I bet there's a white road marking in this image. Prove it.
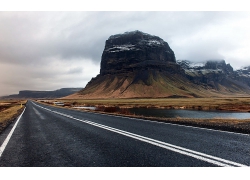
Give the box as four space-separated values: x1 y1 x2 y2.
33 107 45 119
82 110 250 136
33 102 248 167
49 104 250 136
0 108 26 158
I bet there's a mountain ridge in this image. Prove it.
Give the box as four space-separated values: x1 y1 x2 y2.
65 31 250 99
1 88 82 99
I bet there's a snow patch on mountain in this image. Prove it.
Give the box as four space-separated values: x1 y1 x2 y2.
105 44 138 53
177 60 205 70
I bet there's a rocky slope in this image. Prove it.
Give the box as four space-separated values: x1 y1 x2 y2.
177 60 250 93
1 88 82 99
66 31 250 99
234 66 250 87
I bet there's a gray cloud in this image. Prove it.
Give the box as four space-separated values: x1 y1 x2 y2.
67 67 83 74
1 11 250 96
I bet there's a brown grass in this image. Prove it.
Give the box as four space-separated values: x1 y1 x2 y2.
0 100 26 133
37 98 250 134
58 97 250 112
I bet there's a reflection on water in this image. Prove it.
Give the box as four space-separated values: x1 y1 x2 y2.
73 106 96 110
129 108 250 119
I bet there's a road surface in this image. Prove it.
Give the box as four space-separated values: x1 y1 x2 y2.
0 100 249 167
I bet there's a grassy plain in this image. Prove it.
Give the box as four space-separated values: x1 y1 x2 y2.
59 97 250 112
47 97 250 134
0 100 26 133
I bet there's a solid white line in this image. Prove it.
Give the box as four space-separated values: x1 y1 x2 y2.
0 107 26 158
88 111 247 136
38 102 244 136
33 102 247 167
70 117 247 167
73 107 250 136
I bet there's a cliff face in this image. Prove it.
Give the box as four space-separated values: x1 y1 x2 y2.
100 30 177 75
67 31 250 99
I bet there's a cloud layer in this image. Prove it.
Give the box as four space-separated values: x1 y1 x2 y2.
1 11 250 96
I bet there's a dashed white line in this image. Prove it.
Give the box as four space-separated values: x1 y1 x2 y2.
33 102 248 167
33 107 45 119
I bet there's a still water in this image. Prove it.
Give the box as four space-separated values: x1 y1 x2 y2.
129 108 250 119
73 106 96 110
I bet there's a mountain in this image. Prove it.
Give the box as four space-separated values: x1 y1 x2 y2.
1 88 82 99
234 66 250 87
66 31 250 99
177 60 250 93
100 30 177 75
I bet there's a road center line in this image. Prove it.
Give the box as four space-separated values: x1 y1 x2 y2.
33 107 45 119
0 107 26 158
33 102 248 167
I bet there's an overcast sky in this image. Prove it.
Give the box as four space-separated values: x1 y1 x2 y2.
1 10 250 96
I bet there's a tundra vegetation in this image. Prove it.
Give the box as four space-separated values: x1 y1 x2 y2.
39 97 250 134
0 100 26 133
58 97 250 112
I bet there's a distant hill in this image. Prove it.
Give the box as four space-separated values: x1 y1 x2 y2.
1 88 82 99
65 30 250 99
176 60 250 95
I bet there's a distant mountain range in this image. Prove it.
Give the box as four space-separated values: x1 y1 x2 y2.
177 59 250 94
65 30 250 99
1 88 82 99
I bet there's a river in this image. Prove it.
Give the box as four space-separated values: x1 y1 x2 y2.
128 108 250 119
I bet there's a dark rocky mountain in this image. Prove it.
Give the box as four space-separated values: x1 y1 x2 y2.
1 88 82 99
177 59 233 72
177 60 250 92
204 60 233 73
100 30 177 75
66 31 250 99
232 66 250 88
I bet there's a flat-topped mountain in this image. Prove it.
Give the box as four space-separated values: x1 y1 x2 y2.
1 88 82 99
66 31 250 99
101 30 177 75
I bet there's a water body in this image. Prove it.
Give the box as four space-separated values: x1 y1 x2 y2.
73 106 96 110
129 108 250 119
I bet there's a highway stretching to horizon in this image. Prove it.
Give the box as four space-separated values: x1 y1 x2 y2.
0 100 249 167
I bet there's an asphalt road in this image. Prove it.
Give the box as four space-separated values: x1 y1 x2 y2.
0 100 249 167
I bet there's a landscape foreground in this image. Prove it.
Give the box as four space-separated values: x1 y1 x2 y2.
35 97 250 134
1 98 250 135
1 31 250 137
0 100 26 133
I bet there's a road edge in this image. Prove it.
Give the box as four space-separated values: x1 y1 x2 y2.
0 107 26 158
